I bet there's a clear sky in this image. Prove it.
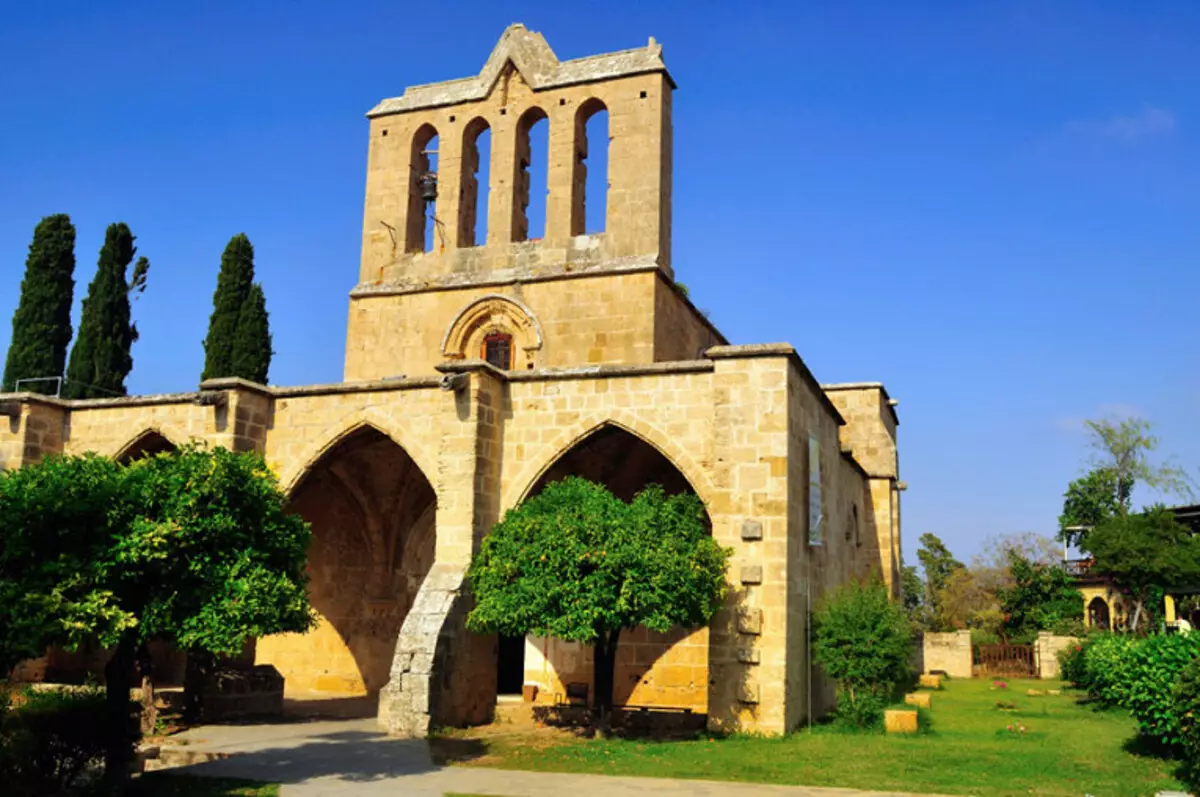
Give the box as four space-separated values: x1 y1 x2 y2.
1 1 1197 565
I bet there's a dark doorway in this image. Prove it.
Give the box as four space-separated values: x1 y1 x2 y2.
496 634 525 695
1088 597 1111 631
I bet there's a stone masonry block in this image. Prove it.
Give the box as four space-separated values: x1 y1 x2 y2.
737 608 763 636
739 565 763 585
736 647 760 665
741 519 763 541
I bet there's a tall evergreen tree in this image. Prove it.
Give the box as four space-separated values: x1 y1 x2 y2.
64 224 150 399
201 234 255 381
230 282 272 384
2 214 77 393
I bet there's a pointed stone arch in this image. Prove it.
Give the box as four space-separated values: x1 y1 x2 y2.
278 408 438 498
440 294 543 367
505 409 716 512
111 425 189 462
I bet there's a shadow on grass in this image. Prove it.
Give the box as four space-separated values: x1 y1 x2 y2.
130 773 276 796
1121 733 1180 761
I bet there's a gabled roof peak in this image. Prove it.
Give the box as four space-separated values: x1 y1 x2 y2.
368 24 671 118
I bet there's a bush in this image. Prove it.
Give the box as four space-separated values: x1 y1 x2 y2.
1175 658 1200 792
1123 633 1200 747
0 685 130 796
1082 633 1138 707
813 579 912 729
1056 637 1090 688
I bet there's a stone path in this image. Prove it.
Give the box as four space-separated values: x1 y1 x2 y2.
163 718 949 797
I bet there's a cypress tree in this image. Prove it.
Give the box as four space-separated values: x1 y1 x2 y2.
230 282 272 385
63 224 150 399
2 214 77 393
201 234 255 381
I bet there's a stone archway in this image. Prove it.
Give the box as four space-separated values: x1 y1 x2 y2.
113 428 179 462
256 425 436 708
516 423 712 716
1088 597 1111 631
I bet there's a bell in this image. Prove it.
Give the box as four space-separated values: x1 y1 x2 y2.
420 171 438 202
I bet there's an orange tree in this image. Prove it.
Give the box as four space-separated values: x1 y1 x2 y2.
0 445 313 784
466 477 729 730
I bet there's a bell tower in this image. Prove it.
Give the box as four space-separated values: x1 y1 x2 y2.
344 24 723 380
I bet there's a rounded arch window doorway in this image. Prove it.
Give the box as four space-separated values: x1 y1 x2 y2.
482 331 513 370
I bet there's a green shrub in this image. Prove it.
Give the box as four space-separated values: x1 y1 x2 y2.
1083 633 1138 707
813 579 912 729
1174 657 1200 792
1056 637 1090 688
1123 633 1200 747
0 685 129 796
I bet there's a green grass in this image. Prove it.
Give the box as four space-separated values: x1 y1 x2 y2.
448 679 1184 797
129 773 279 796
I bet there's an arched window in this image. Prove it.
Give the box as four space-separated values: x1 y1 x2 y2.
572 99 609 235
459 118 491 247
513 107 548 242
406 124 440 253
482 331 513 370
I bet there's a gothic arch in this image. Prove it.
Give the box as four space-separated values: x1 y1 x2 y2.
111 425 189 461
505 410 716 512
280 408 438 498
440 294 543 364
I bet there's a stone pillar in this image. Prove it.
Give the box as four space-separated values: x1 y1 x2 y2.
198 378 272 454
706 347 792 734
0 394 67 469
488 106 517 246
378 362 504 736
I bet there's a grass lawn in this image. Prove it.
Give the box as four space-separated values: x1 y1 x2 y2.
436 678 1185 797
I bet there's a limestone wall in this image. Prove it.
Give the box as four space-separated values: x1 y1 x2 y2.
1036 633 1079 680
921 631 973 678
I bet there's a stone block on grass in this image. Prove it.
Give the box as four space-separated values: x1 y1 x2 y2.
918 673 943 690
905 692 932 708
885 709 919 734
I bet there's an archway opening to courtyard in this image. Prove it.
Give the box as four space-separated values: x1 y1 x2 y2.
115 429 177 462
256 425 437 712
516 424 711 715
1088 597 1111 631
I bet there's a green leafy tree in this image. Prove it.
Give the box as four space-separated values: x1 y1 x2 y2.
467 477 729 729
916 532 963 630
0 446 313 783
2 214 76 393
995 550 1083 642
813 578 913 727
1084 506 1200 631
1059 469 1124 547
63 223 149 398
1087 417 1192 517
202 234 257 381
229 282 272 384
900 564 927 629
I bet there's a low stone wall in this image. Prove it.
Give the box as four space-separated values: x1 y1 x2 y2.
920 631 972 679
196 664 284 722
1035 633 1078 680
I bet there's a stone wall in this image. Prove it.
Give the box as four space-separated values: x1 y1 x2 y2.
1036 633 1079 680
921 631 973 679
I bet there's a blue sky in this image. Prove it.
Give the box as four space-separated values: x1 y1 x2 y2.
1 1 1197 564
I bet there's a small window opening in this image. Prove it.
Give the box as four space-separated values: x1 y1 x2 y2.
514 108 548 242
381 129 389 137
483 332 513 370
639 90 647 99
460 119 492 247
572 99 609 236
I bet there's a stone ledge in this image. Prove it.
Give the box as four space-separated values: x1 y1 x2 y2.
821 381 900 427
350 255 665 298
0 390 202 410
506 360 714 383
199 377 273 396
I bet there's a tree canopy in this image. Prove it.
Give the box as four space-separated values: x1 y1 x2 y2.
2 214 76 393
229 282 272 385
466 477 729 721
63 223 149 399
996 550 1083 641
1084 506 1200 631
0 445 313 780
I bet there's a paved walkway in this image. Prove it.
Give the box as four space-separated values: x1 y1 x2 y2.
165 718 945 797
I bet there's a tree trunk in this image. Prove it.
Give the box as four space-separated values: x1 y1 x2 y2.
138 641 157 736
102 632 139 784
592 628 620 738
183 649 215 725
